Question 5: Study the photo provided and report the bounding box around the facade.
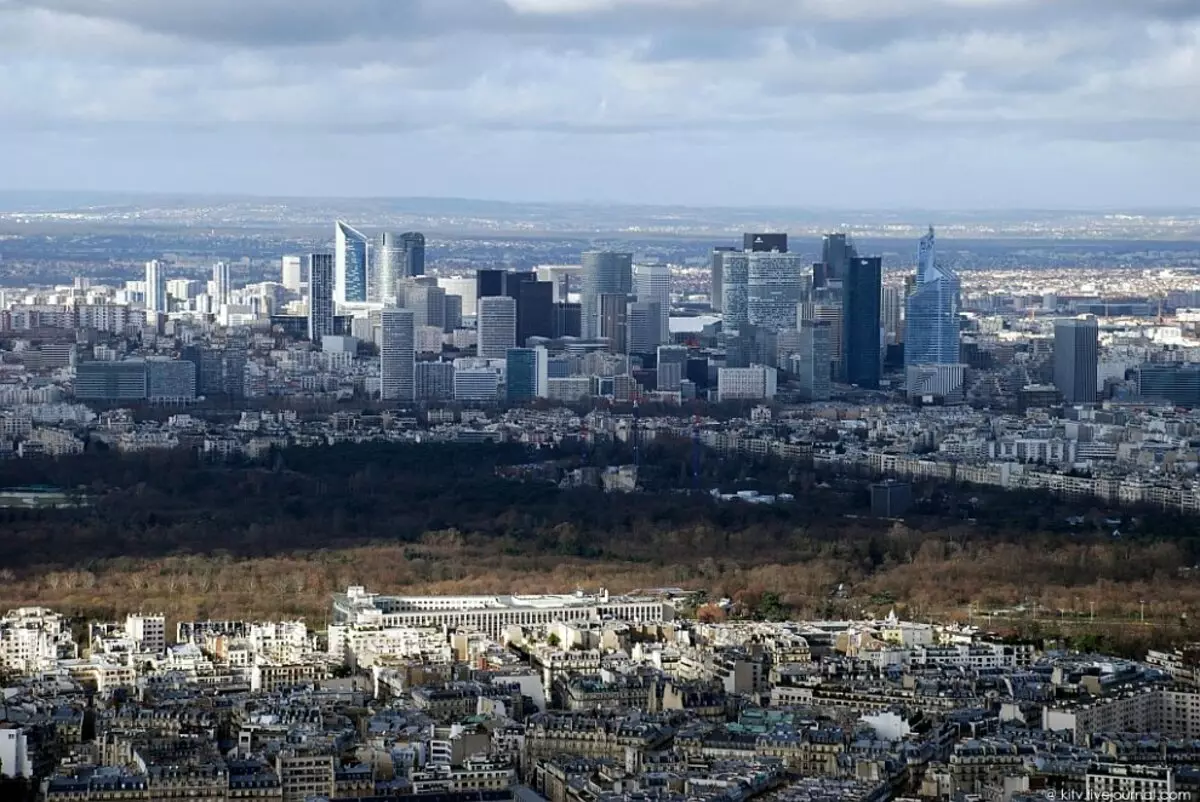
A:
[905,227,961,387]
[373,232,404,303]
[334,221,370,305]
[656,345,688,392]
[506,347,549,402]
[718,365,778,402]
[598,293,629,354]
[821,233,855,281]
[401,232,426,277]
[748,252,811,332]
[438,277,477,315]
[633,263,671,343]
[416,361,455,401]
[515,279,554,347]
[1137,363,1200,406]
[454,367,500,402]
[212,262,231,308]
[906,363,966,405]
[793,321,832,401]
[722,253,750,330]
[553,303,582,339]
[280,255,304,293]
[744,233,788,253]
[144,260,166,315]
[842,257,882,389]
[1054,316,1099,404]
[406,285,446,331]
[74,361,149,402]
[307,253,335,342]
[146,358,197,402]
[379,308,415,402]
[710,247,735,311]
[477,296,517,360]
[580,251,633,340]
[627,301,662,356]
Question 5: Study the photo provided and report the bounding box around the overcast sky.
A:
[0,0,1197,209]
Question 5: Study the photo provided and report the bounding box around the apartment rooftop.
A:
[334,586,667,616]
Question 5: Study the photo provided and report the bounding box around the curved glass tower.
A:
[905,226,960,367]
[335,221,370,305]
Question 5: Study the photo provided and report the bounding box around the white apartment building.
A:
[124,613,167,654]
[718,365,778,402]
[327,624,452,669]
[0,725,31,778]
[0,607,78,674]
[332,587,674,640]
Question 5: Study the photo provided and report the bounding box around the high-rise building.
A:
[633,263,671,344]
[1137,363,1200,406]
[793,321,832,401]
[722,253,750,331]
[553,303,582,338]
[416,361,455,401]
[510,275,554,346]
[476,269,507,300]
[281,255,305,294]
[744,233,788,253]
[379,308,415,402]
[74,360,150,401]
[710,246,736,311]
[656,345,688,392]
[212,262,231,308]
[308,253,335,342]
[717,365,778,402]
[443,295,463,333]
[821,234,855,282]
[146,358,197,402]
[842,257,882,389]
[438,277,477,315]
[627,301,662,356]
[581,251,632,339]
[536,264,581,303]
[405,285,446,331]
[477,296,517,359]
[374,232,404,303]
[335,221,370,305]
[1054,316,1099,404]
[747,252,811,332]
[401,232,426,277]
[598,293,629,355]
[882,285,906,344]
[905,226,961,371]
[144,260,166,314]
[506,347,549,402]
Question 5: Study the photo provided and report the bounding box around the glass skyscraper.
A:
[842,256,882,389]
[580,251,632,340]
[905,226,961,369]
[335,221,370,304]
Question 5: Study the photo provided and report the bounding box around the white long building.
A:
[332,586,674,639]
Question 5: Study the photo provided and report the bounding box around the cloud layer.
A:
[1,0,1197,208]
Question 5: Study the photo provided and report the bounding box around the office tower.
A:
[144,260,166,314]
[598,293,629,354]
[710,246,736,311]
[747,252,811,332]
[1054,316,1099,404]
[406,285,446,330]
[580,251,633,339]
[308,253,335,341]
[506,347,549,402]
[821,233,855,282]
[454,365,501,402]
[717,365,778,402]
[212,262,231,308]
[438,277,477,315]
[477,296,517,359]
[722,252,750,330]
[794,321,832,401]
[416,361,455,401]
[536,264,581,303]
[335,221,370,305]
[906,363,966,405]
[627,301,662,356]
[146,358,197,402]
[633,263,671,343]
[1137,363,1200,406]
[744,233,788,253]
[553,302,582,338]
[476,269,507,300]
[374,232,404,303]
[811,262,829,290]
[842,256,882,389]
[656,345,688,392]
[401,232,426,277]
[379,308,415,402]
[443,295,463,333]
[281,255,304,293]
[882,285,905,344]
[74,360,150,401]
[905,226,961,368]
[515,279,554,346]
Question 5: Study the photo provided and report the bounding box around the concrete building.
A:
[477,296,517,360]
[379,308,416,402]
[308,253,335,342]
[718,365,778,402]
[581,251,632,340]
[633,263,671,344]
[1055,316,1100,404]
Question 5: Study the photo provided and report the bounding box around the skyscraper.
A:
[405,285,446,331]
[506,347,549,402]
[374,232,404,303]
[1054,316,1099,404]
[553,303,582,338]
[416,361,455,401]
[794,321,832,401]
[905,226,960,367]
[477,296,517,359]
[308,253,335,342]
[401,232,426,277]
[514,279,554,347]
[212,262,231,308]
[842,256,882,389]
[379,308,415,402]
[598,293,630,355]
[335,221,370,305]
[747,252,811,332]
[627,301,662,356]
[710,246,736,312]
[656,345,688,392]
[633,263,671,344]
[722,253,750,331]
[281,256,305,294]
[476,269,507,300]
[144,260,166,314]
[821,234,855,282]
[744,233,788,253]
[581,251,632,339]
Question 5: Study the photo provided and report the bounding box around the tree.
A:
[546,633,560,647]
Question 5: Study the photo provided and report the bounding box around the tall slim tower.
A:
[477,296,517,359]
[633,263,671,344]
[281,256,305,294]
[905,226,961,367]
[212,262,231,308]
[308,253,335,342]
[842,256,882,389]
[374,233,403,303]
[335,221,370,305]
[580,251,632,339]
[144,260,166,314]
[747,252,811,332]
[379,308,415,402]
[401,232,426,277]
[710,246,736,312]
[1054,316,1099,404]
